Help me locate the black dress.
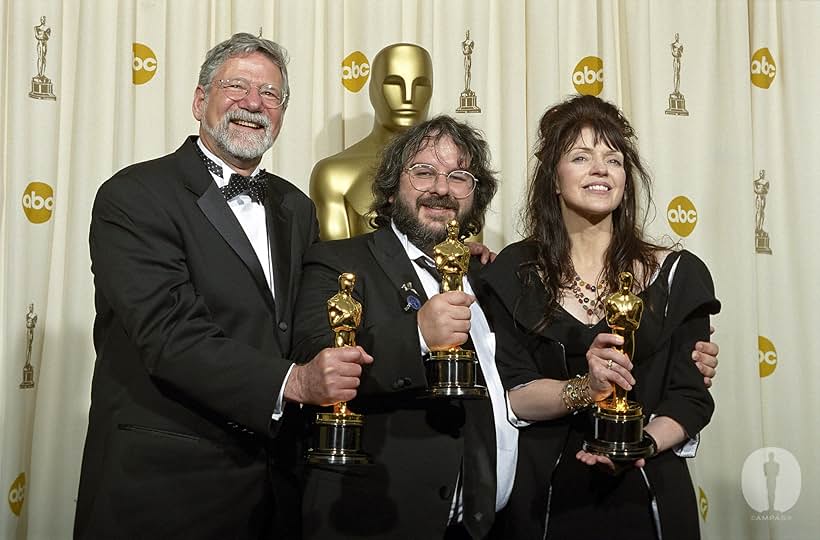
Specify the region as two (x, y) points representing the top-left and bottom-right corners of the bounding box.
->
(477, 241), (719, 540)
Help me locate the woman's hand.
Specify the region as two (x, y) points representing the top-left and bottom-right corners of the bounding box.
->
(576, 449), (646, 474)
(585, 333), (636, 401)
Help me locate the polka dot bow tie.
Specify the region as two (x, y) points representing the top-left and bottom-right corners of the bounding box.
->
(220, 172), (268, 203)
(195, 142), (268, 204)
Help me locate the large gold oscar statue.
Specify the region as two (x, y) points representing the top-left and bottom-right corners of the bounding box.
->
(310, 43), (433, 240)
(306, 273), (371, 465)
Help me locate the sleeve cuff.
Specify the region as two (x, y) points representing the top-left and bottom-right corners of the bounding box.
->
(271, 363), (297, 421)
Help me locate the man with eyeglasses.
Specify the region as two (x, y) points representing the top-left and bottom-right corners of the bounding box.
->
(75, 33), (371, 538)
(292, 115), (506, 539)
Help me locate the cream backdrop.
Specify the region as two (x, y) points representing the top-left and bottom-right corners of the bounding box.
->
(1, 0), (817, 538)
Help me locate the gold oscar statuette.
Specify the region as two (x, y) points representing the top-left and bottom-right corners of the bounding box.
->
(29, 16), (56, 100)
(664, 33), (688, 116)
(306, 273), (371, 465)
(583, 272), (655, 460)
(20, 303), (37, 389)
(425, 220), (488, 399)
(455, 30), (481, 114)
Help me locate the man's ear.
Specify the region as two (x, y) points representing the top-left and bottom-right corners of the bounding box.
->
(192, 86), (206, 121)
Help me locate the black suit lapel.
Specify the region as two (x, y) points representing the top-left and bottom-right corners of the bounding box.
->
(369, 226), (430, 308)
(178, 137), (275, 314)
(265, 176), (292, 320)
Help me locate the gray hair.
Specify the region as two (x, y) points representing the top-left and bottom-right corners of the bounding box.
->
(198, 32), (290, 107)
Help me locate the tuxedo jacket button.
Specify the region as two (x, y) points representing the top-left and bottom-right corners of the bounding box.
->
(392, 378), (405, 390)
(439, 485), (452, 500)
(278, 321), (288, 331)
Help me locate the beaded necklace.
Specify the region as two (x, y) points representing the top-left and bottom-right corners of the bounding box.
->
(571, 274), (606, 319)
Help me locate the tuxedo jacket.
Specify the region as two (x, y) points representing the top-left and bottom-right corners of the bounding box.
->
(291, 226), (498, 540)
(74, 136), (318, 539)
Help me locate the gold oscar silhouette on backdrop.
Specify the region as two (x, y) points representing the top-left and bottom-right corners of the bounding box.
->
(455, 30), (481, 113)
(583, 272), (655, 460)
(425, 220), (487, 398)
(30, 16), (56, 100)
(20, 304), (38, 389)
(306, 273), (371, 465)
(754, 169), (772, 254)
(310, 43), (433, 241)
(665, 33), (688, 116)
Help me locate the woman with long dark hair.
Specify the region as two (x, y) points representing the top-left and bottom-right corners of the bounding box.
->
(480, 95), (718, 539)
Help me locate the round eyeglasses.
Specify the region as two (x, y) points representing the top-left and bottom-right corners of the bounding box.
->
(217, 78), (289, 109)
(404, 163), (478, 199)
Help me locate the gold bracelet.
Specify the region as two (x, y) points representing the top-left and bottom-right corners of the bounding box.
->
(561, 374), (594, 411)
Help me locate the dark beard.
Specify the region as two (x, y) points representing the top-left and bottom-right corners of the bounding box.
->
(392, 193), (473, 255)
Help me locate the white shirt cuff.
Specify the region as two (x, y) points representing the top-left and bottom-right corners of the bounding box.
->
(272, 363), (296, 421)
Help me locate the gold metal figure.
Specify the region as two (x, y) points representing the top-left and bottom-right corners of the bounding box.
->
(327, 273), (362, 416)
(671, 33), (683, 95)
(604, 272), (643, 412)
(20, 303), (37, 389)
(433, 220), (470, 293)
(29, 16), (56, 100)
(310, 44), (433, 240)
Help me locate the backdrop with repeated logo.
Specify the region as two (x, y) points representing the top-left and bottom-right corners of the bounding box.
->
(1, 1), (817, 538)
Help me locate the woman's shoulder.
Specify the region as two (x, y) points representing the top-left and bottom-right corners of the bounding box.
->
(480, 240), (538, 290)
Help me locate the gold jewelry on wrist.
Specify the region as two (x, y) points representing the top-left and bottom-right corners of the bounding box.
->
(561, 374), (594, 411)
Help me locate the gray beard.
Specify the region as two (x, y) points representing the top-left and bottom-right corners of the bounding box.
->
(203, 106), (274, 161)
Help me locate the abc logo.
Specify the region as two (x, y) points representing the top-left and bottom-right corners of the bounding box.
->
(22, 181), (55, 224)
(750, 48), (776, 89)
(7, 472), (25, 516)
(666, 195), (698, 237)
(572, 56), (604, 96)
(133, 42), (158, 85)
(758, 335), (777, 377)
(341, 51), (370, 93)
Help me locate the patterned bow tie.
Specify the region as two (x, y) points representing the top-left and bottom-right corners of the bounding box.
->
(221, 172), (268, 203)
(194, 141), (267, 203)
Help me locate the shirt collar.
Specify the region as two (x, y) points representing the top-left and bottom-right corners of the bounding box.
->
(390, 220), (431, 263)
(196, 137), (263, 188)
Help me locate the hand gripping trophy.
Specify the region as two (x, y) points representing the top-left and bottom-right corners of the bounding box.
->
(583, 272), (656, 461)
(29, 16), (57, 100)
(425, 220), (487, 398)
(306, 273), (371, 465)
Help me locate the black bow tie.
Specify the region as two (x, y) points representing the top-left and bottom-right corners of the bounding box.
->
(194, 142), (267, 203)
(221, 172), (268, 203)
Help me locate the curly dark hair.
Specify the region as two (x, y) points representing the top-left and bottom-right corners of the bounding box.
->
(523, 94), (662, 321)
(370, 115), (498, 236)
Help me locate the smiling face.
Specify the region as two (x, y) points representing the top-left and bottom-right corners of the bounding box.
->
(556, 126), (626, 224)
(192, 51), (285, 172)
(390, 134), (475, 253)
